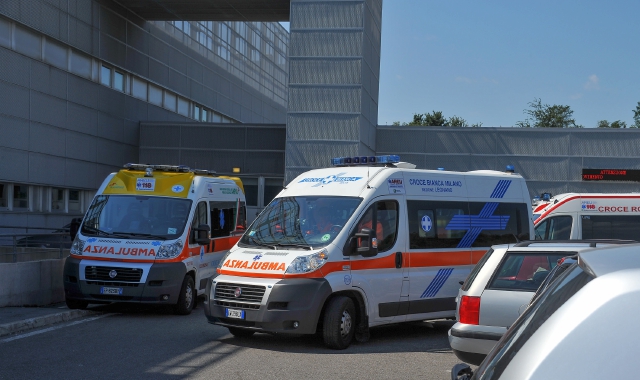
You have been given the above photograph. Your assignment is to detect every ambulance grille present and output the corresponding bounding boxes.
[214,283,265,303]
[85,266,143,282]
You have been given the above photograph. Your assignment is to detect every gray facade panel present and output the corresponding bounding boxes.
[29,122,66,156]
[67,102,98,135]
[244,152,285,175]
[124,46,149,77]
[29,152,66,186]
[96,139,136,167]
[65,158,97,189]
[138,148,179,166]
[0,147,29,182]
[30,61,67,99]
[123,120,139,146]
[97,111,124,142]
[0,114,29,150]
[67,75,99,108]
[289,30,363,57]
[124,96,148,121]
[65,130,97,162]
[0,80,29,119]
[289,87,361,113]
[0,47,30,88]
[287,114,361,141]
[30,90,66,128]
[99,33,126,68]
[571,132,640,157]
[97,85,125,118]
[290,1,364,29]
[208,127,245,149]
[140,124,181,148]
[149,58,169,87]
[497,130,570,156]
[246,127,286,150]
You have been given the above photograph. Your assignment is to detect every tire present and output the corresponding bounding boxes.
[65,298,88,310]
[322,296,356,350]
[174,275,195,315]
[228,327,255,338]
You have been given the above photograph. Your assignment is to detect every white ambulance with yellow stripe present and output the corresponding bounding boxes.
[63,163,246,315]
[204,155,534,348]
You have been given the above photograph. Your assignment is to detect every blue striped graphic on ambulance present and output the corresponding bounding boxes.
[420,268,454,298]
[446,180,512,248]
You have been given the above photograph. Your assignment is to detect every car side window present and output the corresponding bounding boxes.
[536,216,572,240]
[488,253,567,291]
[353,200,399,253]
[189,201,208,244]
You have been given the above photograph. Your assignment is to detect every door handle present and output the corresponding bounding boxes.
[395,251,402,269]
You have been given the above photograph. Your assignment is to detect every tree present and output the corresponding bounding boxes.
[598,120,627,128]
[633,102,640,128]
[516,98,582,128]
[447,116,468,127]
[424,111,446,126]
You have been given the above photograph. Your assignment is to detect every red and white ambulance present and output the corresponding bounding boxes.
[533,193,640,241]
[63,163,246,315]
[204,155,534,349]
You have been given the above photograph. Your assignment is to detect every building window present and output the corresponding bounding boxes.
[69,190,81,212]
[51,187,65,212]
[202,109,208,122]
[113,71,124,92]
[13,184,28,209]
[0,183,7,208]
[132,77,147,100]
[194,104,201,120]
[100,65,111,86]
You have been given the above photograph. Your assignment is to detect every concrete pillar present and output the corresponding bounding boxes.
[285,0,383,182]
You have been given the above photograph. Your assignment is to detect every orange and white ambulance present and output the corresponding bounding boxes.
[203,155,534,348]
[533,193,640,241]
[63,163,246,315]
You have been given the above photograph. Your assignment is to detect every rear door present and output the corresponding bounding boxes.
[479,251,568,327]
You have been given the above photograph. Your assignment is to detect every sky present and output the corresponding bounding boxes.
[377,0,640,127]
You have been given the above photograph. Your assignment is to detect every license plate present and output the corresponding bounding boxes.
[225,308,245,319]
[100,287,123,295]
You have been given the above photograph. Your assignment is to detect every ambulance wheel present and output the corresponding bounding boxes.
[228,327,255,338]
[322,296,355,350]
[65,298,88,310]
[174,275,195,315]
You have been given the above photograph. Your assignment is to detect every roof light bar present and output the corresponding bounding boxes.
[331,155,400,167]
[123,163,198,174]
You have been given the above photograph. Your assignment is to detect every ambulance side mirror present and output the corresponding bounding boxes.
[356,228,378,257]
[194,224,212,246]
[69,218,82,240]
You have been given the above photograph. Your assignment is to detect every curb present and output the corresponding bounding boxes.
[0,309,99,338]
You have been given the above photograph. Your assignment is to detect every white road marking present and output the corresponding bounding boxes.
[0,314,110,343]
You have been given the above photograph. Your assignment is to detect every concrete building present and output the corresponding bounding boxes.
[2,0,640,233]
[0,0,289,230]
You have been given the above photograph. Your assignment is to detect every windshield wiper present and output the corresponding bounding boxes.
[273,243,313,251]
[111,232,168,240]
[82,225,119,237]
[244,235,277,250]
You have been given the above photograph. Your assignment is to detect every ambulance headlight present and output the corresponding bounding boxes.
[156,240,184,259]
[285,249,329,274]
[70,235,85,255]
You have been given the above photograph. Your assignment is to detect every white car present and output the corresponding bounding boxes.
[448,240,624,365]
[452,242,640,380]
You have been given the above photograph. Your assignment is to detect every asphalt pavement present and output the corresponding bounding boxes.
[0,303,99,338]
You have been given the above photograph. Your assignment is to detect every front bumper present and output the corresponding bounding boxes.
[204,275,332,335]
[63,257,186,304]
[448,322,506,365]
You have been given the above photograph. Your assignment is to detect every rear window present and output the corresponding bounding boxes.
[461,248,495,291]
[475,263,594,380]
[487,252,570,291]
[582,215,640,240]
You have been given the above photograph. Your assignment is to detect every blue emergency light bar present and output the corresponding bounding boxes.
[331,155,400,167]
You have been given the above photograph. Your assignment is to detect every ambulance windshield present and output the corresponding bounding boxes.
[240,196,362,249]
[81,195,192,240]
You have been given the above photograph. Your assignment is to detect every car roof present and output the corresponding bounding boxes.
[579,243,640,277]
[492,240,636,254]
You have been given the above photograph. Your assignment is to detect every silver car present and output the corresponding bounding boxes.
[452,242,640,379]
[448,240,622,365]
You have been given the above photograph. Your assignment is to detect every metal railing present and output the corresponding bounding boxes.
[0,231,71,263]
